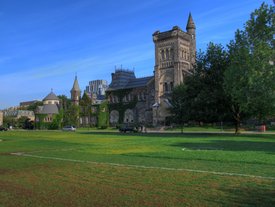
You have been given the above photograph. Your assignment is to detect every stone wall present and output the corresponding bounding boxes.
[0,111,3,126]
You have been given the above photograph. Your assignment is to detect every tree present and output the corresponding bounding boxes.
[224,3,275,133]
[58,95,71,112]
[97,101,109,129]
[17,116,34,129]
[170,84,188,132]
[27,101,43,111]
[63,105,80,127]
[79,92,92,127]
[170,43,231,126]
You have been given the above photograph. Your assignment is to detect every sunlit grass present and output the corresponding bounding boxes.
[0,130,275,206]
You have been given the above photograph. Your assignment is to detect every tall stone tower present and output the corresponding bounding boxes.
[71,76,81,106]
[152,13,196,125]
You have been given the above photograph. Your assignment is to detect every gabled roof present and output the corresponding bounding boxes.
[71,76,81,92]
[43,92,59,101]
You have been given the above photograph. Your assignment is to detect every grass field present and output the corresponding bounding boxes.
[0,130,275,206]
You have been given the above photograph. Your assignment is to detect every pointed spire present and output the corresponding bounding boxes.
[186,12,196,30]
[71,75,81,92]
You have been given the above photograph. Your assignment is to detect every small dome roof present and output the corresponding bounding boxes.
[43,92,59,101]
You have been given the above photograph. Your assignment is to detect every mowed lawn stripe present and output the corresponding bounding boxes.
[11,152,275,180]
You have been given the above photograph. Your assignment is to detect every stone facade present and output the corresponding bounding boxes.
[35,91,60,123]
[71,76,81,106]
[4,110,35,121]
[0,111,3,126]
[152,13,196,125]
[106,69,154,126]
[106,14,196,126]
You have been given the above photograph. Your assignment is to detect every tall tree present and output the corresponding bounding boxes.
[224,3,275,133]
[170,84,188,132]
[79,92,92,127]
[170,43,231,126]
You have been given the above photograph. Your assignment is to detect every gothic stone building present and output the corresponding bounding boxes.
[107,69,155,126]
[106,13,196,126]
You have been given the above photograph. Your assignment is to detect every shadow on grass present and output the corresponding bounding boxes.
[171,140,275,153]
[78,131,275,139]
[214,186,275,206]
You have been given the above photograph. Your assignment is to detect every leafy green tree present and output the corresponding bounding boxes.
[27,101,43,111]
[224,3,275,133]
[97,101,109,129]
[63,105,80,127]
[79,92,92,127]
[17,116,34,129]
[170,43,231,126]
[170,84,188,132]
[3,116,17,128]
[58,95,71,111]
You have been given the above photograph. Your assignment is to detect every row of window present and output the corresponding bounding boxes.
[181,49,190,60]
[45,101,59,105]
[160,48,174,61]
[163,82,174,92]
[109,93,146,103]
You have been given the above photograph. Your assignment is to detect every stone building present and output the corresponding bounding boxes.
[71,76,81,106]
[152,13,196,125]
[3,110,35,121]
[0,111,3,126]
[106,13,196,126]
[36,91,60,123]
[106,69,154,126]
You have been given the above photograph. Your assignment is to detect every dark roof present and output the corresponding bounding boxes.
[186,13,196,30]
[43,92,59,101]
[125,76,154,89]
[37,104,59,114]
[107,76,153,91]
[71,76,81,92]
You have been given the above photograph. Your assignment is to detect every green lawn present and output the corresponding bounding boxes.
[0,130,275,206]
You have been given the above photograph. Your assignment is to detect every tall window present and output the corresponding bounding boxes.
[170,82,174,91]
[164,82,168,92]
[161,50,165,60]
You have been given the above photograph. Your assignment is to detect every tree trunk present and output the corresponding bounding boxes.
[232,105,241,134]
[234,115,241,134]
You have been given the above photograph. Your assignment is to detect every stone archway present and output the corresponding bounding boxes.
[110,110,119,125]
[124,109,134,123]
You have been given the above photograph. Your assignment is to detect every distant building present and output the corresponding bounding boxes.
[0,111,3,126]
[85,80,108,96]
[84,79,108,105]
[36,91,60,123]
[20,100,39,108]
[71,76,81,106]
[3,110,35,121]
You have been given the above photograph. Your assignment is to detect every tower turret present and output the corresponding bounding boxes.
[186,13,196,65]
[71,76,81,106]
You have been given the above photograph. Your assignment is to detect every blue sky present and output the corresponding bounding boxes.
[0,0,273,109]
